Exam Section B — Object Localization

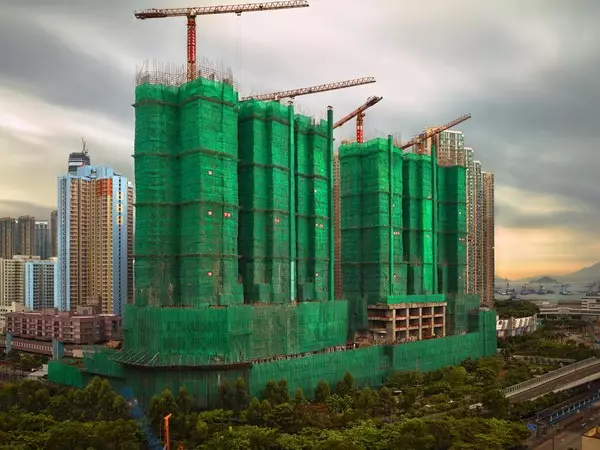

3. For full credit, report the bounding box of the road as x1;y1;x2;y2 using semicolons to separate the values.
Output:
509;362;600;403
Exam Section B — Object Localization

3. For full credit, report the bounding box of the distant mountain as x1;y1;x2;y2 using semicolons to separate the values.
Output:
531;276;559;284
513;262;600;283
562;262;600;282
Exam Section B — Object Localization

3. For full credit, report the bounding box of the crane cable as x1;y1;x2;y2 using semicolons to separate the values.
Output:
235;15;243;89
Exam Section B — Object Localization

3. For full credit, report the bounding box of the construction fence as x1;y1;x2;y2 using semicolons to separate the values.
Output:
115;301;348;367
48;310;496;409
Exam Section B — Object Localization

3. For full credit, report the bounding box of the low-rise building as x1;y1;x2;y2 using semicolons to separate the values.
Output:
583;426;600;449
5;305;122;345
496;314;538;338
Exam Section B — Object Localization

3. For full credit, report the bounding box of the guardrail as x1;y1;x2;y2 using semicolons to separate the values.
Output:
503;357;599;397
513;355;576;365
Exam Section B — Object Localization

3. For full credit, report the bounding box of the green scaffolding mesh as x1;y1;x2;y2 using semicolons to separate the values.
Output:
339;139;405;332
69;316;496;409
133;83;180;307
118;301;348;367
48;360;84;388
83;347;124;379
250;329;495;400
437;165;467;296
179;80;243;306
133;77;243;309
402;153;434;295
72;73;498;409
238;100;292;303
295;115;331;301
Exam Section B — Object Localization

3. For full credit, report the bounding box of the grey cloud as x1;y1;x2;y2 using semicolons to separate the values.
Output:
0;13;134;122
0;200;55;221
1;0;600;251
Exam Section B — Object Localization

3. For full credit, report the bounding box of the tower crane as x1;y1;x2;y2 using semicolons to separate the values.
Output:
396;113;471;153
241;77;376;102
333;96;383;143
135;1;309;81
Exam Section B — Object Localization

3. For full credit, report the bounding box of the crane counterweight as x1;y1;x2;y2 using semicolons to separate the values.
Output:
333;95;383;143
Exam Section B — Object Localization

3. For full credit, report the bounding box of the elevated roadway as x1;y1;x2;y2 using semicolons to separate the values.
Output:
504;358;600;403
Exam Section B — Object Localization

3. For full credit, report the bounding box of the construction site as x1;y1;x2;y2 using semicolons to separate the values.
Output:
47;1;497;408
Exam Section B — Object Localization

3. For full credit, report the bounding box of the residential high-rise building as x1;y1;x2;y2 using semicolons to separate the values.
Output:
17;215;36;256
50;210;58;257
0;218;15;259
56;165;133;315
11;219;19;256
425;129;466;166
34;220;51;259
482;172;495;307
25;258;56;310
0;255;39;330
465;149;483;296
471;160;484;296
126;188;134;305
425;134;495;307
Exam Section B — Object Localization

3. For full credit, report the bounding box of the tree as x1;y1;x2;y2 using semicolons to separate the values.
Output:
148;388;180;430
218;379;233;410
244;397;264;425
314;380;331;403
176;386;194;413
461;358;478;373
375;386;397;416
277;379;291;405
294;387;306;406
234;377;250;410
325;394;353;414
355;387;378;414
475;367;497;384
482;389;509;417
261;380;278;405
336;372;356;397
386;371;424;390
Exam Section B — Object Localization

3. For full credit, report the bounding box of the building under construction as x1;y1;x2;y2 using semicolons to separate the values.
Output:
46;65;496;407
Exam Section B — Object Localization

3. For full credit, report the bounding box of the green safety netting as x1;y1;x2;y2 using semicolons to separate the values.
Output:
238;100;292;303
295;115;332;302
67;74;497;410
118;301;347;366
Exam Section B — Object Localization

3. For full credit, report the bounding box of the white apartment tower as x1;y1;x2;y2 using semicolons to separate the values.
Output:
0;255;40;330
25;258;56;311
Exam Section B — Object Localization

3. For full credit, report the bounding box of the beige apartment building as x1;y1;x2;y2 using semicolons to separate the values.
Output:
17;215;36;256
56;166;133;315
0;255;40;330
424;131;495;307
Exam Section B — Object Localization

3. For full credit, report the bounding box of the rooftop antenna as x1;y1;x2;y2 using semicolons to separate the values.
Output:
81;137;88;156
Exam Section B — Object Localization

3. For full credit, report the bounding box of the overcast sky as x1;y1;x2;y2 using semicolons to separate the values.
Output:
1;0;599;279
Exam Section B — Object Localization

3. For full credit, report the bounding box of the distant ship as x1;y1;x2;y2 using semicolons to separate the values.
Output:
586;281;600;296
559;284;573;295
536;285;548;295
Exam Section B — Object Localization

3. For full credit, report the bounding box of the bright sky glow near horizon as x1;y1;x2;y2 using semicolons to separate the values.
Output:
1;0;599;280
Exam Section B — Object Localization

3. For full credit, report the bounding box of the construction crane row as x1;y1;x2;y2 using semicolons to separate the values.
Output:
134;0;471;151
